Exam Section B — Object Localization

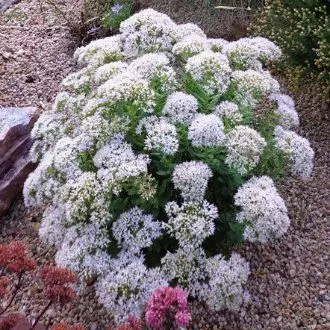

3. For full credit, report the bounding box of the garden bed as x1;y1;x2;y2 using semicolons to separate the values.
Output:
1;1;329;329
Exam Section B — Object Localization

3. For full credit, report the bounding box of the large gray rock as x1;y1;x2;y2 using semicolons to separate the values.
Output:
0;0;21;13
0;107;38;217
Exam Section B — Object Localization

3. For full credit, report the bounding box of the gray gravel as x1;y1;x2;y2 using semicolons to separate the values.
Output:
0;0;82;109
1;0;329;329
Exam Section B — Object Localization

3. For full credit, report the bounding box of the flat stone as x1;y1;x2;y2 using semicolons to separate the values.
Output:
0;107;38;216
0;0;22;13
0;107;38;155
0;155;36;217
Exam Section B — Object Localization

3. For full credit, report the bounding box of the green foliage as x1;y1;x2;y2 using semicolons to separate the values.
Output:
101;72;288;259
251;0;330;85
44;0;134;42
102;2;132;31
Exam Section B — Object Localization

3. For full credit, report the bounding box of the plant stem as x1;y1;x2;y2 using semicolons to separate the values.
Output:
30;300;52;329
0;272;23;316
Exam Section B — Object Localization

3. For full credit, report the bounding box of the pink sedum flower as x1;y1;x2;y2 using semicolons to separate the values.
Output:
146;287;191;329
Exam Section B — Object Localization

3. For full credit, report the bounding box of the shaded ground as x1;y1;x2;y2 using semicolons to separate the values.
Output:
139;0;252;39
1;0;329;329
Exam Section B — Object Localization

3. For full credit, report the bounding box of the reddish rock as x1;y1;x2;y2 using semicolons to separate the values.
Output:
0;107;39;217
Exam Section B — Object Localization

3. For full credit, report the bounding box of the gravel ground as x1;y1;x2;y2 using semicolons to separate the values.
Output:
138;0;252;39
0;0;83;108
1;1;329;329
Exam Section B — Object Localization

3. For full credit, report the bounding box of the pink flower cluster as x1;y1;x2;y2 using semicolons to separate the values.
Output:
146;287;191;329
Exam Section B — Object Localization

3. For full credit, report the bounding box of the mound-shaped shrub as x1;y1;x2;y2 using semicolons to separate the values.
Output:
24;9;314;323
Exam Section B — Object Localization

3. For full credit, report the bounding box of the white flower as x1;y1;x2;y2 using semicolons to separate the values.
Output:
269;93;299;129
200;253;250;311
60;172;111;226
96;259;168;322
30;111;67;162
172;161;212;201
274;126;314;179
112;207;162;254
144;119;179;155
97;72;156;113
248;37;282;62
225;126;267;175
39;205;67;248
173;34;210;59
61;67;92;91
161;247;208;294
94;61;128;85
120;9;179;57
163;200;218;250
55;222;111;280
222;39;262;71
94;135;150;194
23;152;61;207
207;38;229;52
164;200;218;249
176;23;206;40
188;114;226;147
232;70;272;107
128;53;177;91
234;175;290;243
74;35;123;67
214;101;243;124
186;51;232;94
162;91;199;125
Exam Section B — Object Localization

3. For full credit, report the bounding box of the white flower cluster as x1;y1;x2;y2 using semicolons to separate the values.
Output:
199;253;250;311
232;70;273;107
144;119;179;155
275;126;314;179
173;34;210;59
234;176;290;243
161;247;208;296
94;61;128;85
269;93;299;129
24;9;314;323
161;247;250;310
97;72;156;113
59;172;111;226
119;9;179;57
222;37;281;71
164;200;218;249
188;114;226;147
225;126;267;175
128;53;177;92
96;259;167;322
112;207;162;255
55;222;111;281
74;35;124;67
93;135;151;194
207;38;229;52
215;101;243;124
176;23;206;40
186;51;232;94
172;161;212;201
162;91;199;125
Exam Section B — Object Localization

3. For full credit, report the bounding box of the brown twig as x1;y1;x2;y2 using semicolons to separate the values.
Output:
0;272;23;316
30;300;53;329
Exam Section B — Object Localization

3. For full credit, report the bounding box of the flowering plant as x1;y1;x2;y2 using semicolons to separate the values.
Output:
146;286;191;329
103;2;132;32
24;9;314;324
